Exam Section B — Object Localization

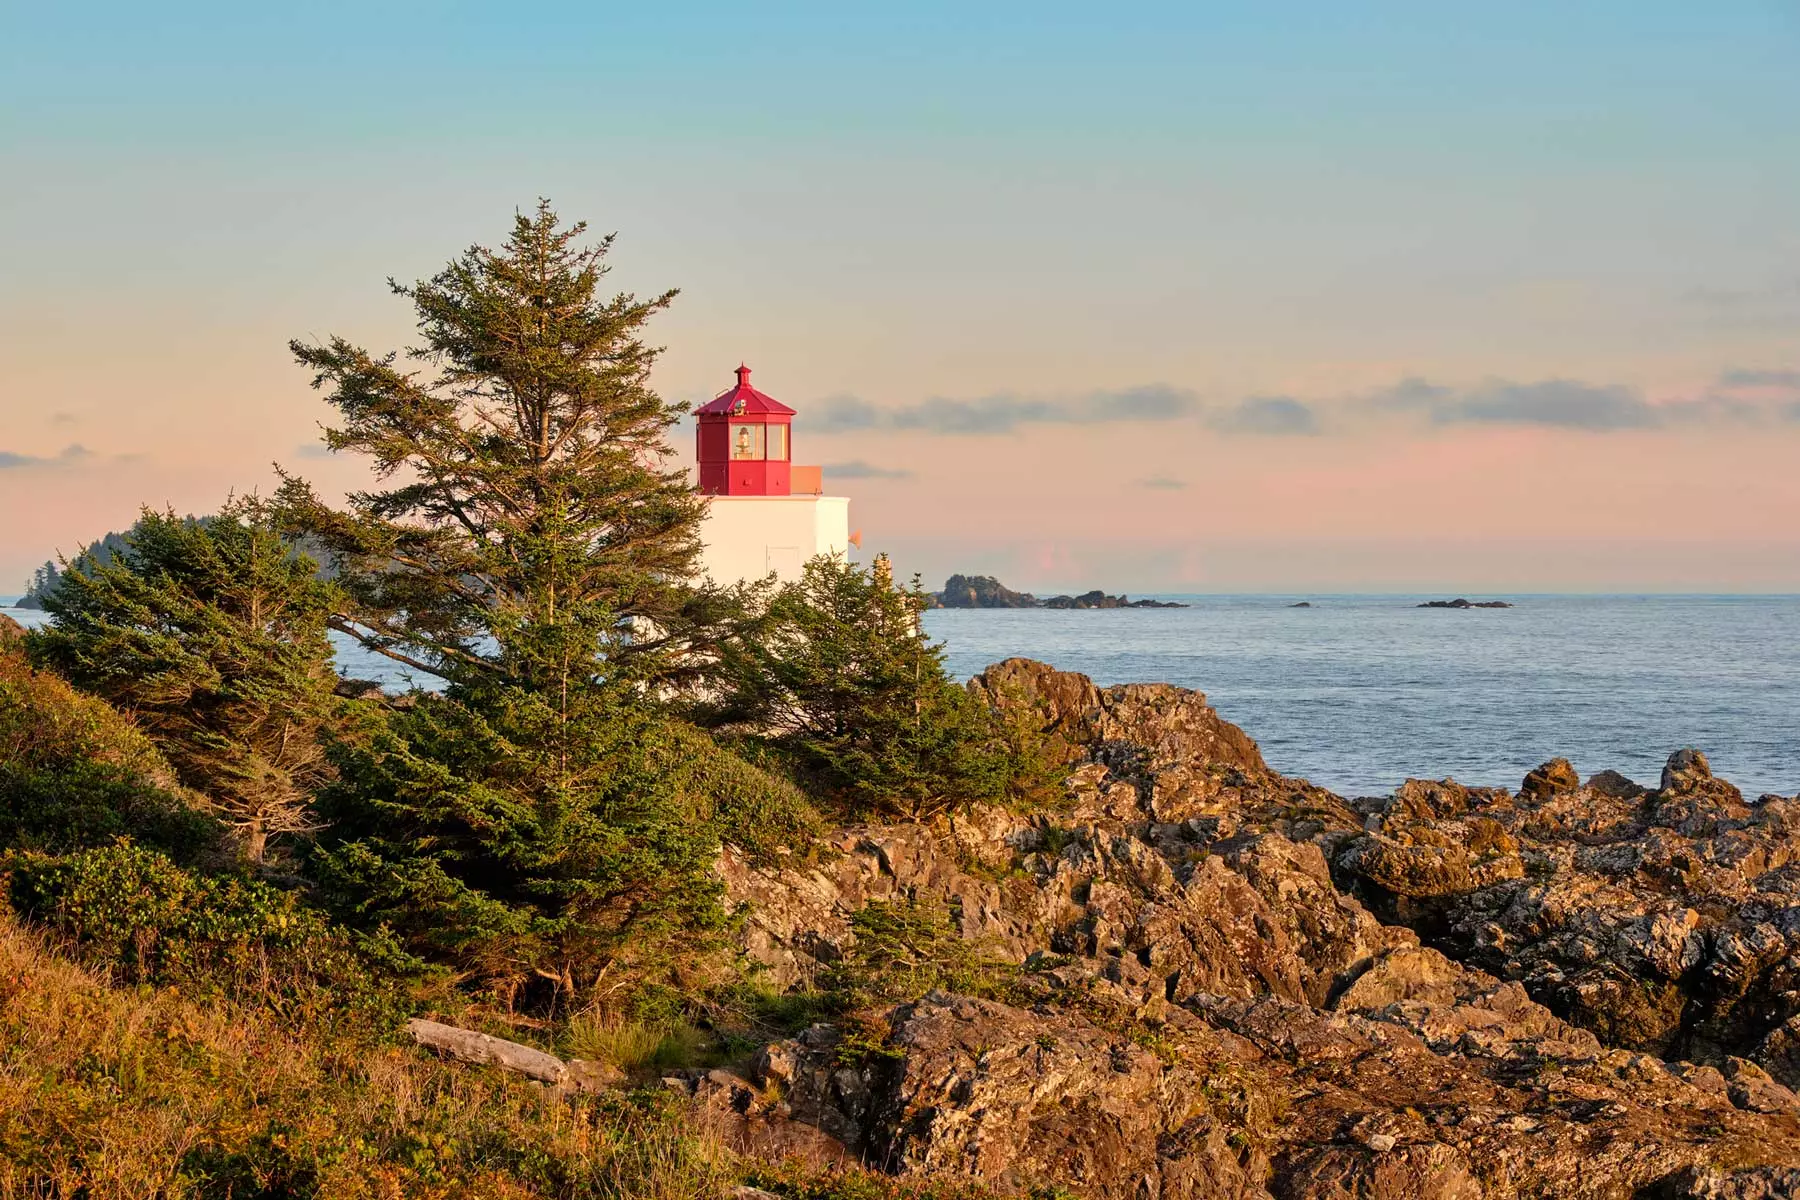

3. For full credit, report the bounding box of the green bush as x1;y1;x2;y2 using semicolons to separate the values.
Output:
820;898;1017;1012
10;841;415;1030
703;555;1014;820
654;722;823;862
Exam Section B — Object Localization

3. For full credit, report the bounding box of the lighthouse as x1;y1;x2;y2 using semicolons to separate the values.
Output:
693;365;851;585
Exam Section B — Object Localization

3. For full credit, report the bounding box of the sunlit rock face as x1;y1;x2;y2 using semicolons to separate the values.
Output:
699;659;1800;1198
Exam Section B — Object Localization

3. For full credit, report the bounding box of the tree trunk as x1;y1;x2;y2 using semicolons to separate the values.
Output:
243;821;267;866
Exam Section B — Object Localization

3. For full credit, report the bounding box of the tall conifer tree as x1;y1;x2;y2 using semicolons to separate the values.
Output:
280;200;706;693
283;204;735;1006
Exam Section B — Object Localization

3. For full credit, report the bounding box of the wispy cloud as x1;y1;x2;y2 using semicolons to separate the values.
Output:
823;460;914;480
1136;475;1188;490
0;444;92;469
1387;378;1659;430
1363;376;1770;432
1718;368;1800;391
1684;278;1800;311
805;371;1800;443
49;412;79;427
1208;395;1320;435
292;442;334;459
811;385;1198;435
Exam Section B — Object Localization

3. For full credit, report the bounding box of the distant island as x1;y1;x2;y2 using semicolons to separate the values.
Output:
929;574;1187;609
1417;597;1515;609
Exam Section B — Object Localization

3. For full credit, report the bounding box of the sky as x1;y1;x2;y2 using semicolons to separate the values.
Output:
3;1;1798;593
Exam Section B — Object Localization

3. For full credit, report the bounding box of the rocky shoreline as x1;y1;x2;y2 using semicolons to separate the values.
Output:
686;659;1800;1198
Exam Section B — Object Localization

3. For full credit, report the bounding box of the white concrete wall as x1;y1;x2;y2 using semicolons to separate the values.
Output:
695;495;850;586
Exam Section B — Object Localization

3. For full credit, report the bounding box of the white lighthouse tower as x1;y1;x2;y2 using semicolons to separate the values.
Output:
693;365;851;585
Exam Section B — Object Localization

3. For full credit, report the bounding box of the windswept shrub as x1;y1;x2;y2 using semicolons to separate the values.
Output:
703;555;1014;820
27;498;342;864
10;841;415;1030
653;722;823;862
820;898;1018;1011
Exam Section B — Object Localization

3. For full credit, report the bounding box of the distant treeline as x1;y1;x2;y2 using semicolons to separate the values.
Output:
19;519;339;608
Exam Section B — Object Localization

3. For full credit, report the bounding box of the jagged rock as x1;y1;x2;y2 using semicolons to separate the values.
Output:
1657;1165;1800;1198
334;677;387;701
1587;769;1648;799
1663;748;1714;793
706;661;1800;1197
936;574;1037;608
1520;758;1580;801
1724;1057;1800;1113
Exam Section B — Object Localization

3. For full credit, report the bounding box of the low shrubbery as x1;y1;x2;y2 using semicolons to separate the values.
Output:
652;721;825;864
9;841;416;1031
820;898;1018;1011
0;910;737;1198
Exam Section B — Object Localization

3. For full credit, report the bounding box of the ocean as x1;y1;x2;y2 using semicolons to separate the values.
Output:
7;595;1795;800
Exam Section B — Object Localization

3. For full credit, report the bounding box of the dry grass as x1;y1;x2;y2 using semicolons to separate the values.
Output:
0;913;736;1199
0;912;1000;1200
565;1014;706;1075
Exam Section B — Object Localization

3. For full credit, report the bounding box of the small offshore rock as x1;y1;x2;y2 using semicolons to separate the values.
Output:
1417;597;1514;608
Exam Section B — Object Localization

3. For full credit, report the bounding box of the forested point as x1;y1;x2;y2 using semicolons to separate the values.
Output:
0;202;1058;1197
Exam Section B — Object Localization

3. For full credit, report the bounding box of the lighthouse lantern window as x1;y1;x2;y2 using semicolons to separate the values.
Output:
730;422;765;460
768;424;788;461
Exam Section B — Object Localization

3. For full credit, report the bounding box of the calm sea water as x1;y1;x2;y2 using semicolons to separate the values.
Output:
8;596;1796;799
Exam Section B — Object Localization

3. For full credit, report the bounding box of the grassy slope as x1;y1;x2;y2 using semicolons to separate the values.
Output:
0;912;737;1199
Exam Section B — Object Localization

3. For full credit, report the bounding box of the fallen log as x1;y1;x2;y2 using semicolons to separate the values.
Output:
405;1017;568;1085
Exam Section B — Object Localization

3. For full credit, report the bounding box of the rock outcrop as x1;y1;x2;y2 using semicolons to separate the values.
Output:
931;576;1188;609
1335;749;1800;1086
1416;599;1514;609
703;659;1800;1197
936;574;1039;608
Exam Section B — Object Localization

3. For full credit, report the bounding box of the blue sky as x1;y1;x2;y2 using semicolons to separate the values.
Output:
3;2;1798;590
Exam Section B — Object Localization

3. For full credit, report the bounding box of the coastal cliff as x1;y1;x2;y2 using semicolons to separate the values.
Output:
689;659;1800;1198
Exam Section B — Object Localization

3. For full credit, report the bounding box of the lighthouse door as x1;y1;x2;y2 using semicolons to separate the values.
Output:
766;545;803;582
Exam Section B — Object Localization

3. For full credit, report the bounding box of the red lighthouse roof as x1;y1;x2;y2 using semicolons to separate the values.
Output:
696;364;796;417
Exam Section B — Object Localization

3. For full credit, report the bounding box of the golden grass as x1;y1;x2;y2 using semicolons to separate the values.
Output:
0;913;735;1199
565;1015;707;1075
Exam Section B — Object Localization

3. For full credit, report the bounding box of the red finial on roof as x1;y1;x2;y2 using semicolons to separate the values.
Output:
736;363;751;388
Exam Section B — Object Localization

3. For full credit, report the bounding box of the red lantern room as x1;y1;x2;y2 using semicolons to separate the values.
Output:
696;364;796;496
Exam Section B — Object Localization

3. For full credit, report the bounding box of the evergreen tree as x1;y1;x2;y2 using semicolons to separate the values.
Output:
703;554;1013;819
281;203;747;1009
28;499;339;864
279;199;707;693
312;682;733;1009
